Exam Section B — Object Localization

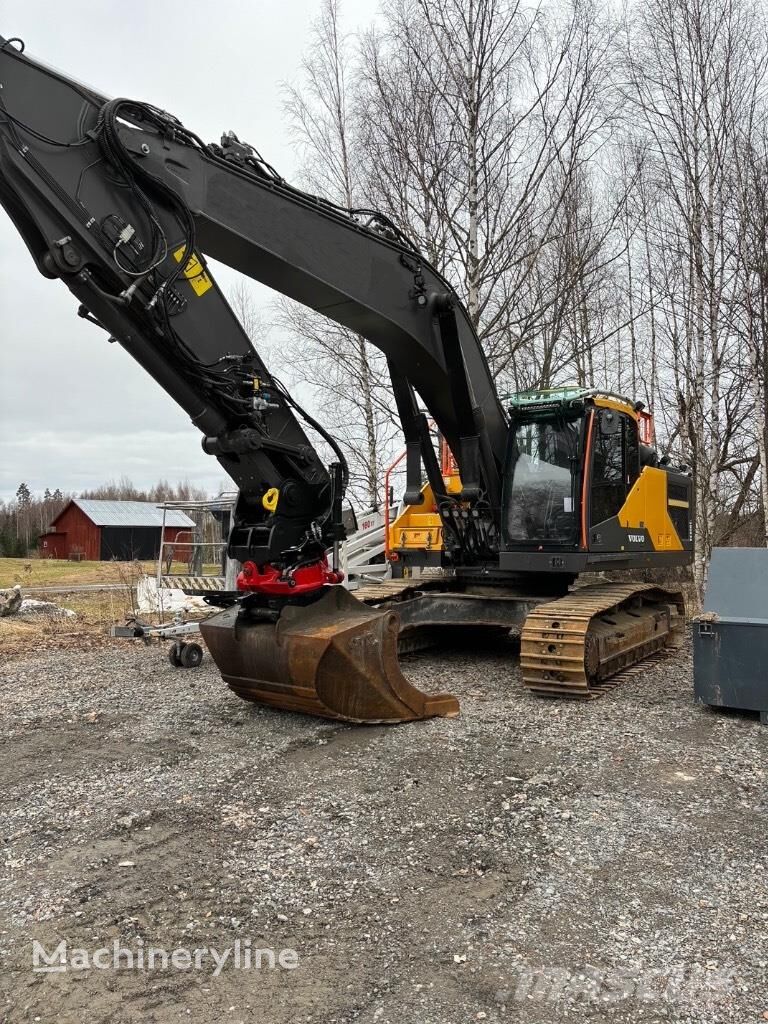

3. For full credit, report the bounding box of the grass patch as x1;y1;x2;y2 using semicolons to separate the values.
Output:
0;561;217;659
0;557;156;589
0;590;141;658
0;557;221;590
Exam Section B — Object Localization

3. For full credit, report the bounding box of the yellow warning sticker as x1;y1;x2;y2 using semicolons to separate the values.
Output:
173;246;213;297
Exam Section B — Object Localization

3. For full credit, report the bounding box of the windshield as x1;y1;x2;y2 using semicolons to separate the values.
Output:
503;415;581;545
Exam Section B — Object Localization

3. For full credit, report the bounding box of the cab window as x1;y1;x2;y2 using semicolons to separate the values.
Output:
590;410;639;526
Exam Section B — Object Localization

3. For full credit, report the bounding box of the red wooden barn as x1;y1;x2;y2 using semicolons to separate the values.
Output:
38;499;195;561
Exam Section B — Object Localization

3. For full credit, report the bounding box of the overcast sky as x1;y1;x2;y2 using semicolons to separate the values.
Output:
0;0;377;501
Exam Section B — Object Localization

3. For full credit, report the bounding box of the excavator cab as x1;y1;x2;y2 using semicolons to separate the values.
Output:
499;389;693;576
387;388;693;579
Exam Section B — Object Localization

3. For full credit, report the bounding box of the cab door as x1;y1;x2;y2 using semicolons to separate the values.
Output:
589;408;639;530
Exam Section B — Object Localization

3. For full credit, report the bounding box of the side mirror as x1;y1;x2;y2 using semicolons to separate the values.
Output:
600;410;621;436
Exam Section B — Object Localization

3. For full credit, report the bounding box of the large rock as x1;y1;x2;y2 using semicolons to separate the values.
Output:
0;585;23;617
0;587;74;619
19;598;75;619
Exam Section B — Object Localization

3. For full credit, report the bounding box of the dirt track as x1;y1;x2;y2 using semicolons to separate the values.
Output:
0;634;766;1023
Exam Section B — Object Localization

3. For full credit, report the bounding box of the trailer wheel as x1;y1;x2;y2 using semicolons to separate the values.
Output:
168;642;184;668
179;642;203;669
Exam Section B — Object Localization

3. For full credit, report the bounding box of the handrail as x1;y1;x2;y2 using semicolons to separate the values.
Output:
383;448;407;562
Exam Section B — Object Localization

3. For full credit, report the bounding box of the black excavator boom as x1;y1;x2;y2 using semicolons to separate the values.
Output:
0;35;504;721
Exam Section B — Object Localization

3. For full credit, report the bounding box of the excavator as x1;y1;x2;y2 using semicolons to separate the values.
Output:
0;36;693;723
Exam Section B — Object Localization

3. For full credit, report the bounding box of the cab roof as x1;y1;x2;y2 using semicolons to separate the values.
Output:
506;387;639;418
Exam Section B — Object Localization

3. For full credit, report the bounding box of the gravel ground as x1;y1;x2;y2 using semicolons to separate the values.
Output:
0;631;766;1023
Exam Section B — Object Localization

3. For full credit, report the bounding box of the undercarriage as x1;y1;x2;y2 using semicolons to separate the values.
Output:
197;576;685;722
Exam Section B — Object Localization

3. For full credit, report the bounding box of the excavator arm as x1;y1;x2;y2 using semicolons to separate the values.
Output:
0;37;507;585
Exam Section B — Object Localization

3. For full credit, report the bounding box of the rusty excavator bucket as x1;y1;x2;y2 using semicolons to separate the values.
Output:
199;586;460;724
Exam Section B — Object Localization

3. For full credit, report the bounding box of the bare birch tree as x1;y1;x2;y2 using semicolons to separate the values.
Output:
358;0;625;390
280;0;396;510
733;131;768;543
623;0;768;592
229;280;267;346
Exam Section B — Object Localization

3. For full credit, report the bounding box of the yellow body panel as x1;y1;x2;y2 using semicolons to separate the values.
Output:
618;467;684;551
592;395;638;420
388;457;462;555
388;482;443;553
